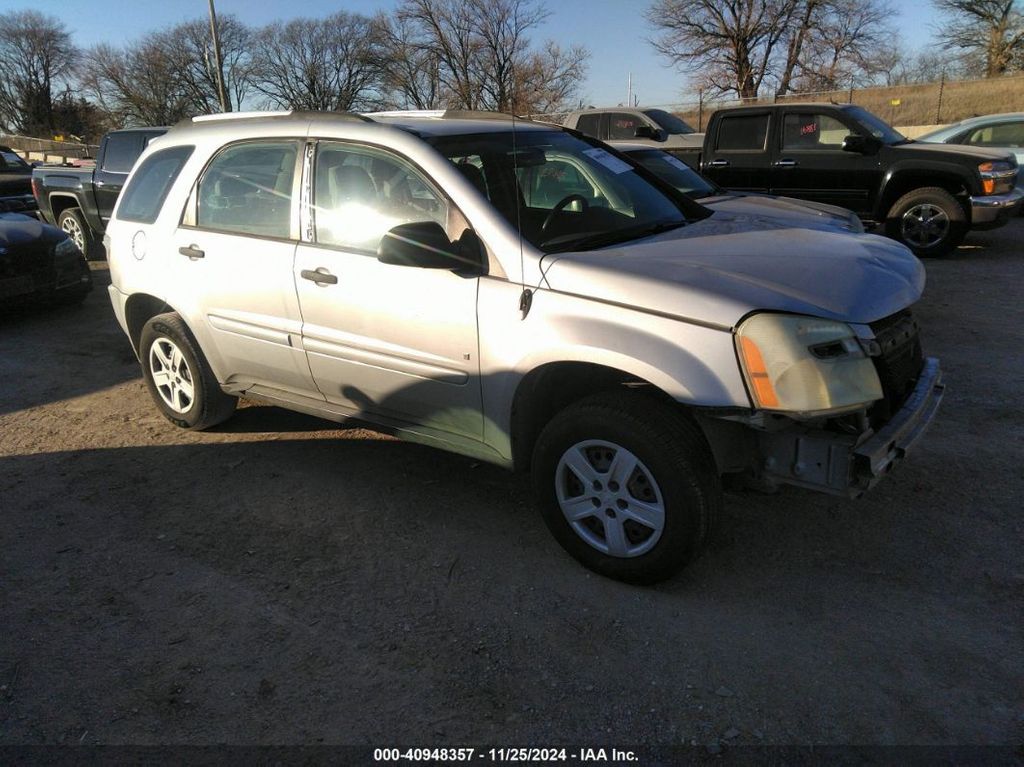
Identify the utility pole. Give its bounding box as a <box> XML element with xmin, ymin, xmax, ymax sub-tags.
<box><xmin>208</xmin><ymin>0</ymin><xmax>230</xmax><ymax>112</ymax></box>
<box><xmin>627</xmin><ymin>73</ymin><xmax>632</xmax><ymax>109</ymax></box>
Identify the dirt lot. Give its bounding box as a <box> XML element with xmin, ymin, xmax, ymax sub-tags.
<box><xmin>1</xmin><ymin>220</ymin><xmax>1022</xmax><ymax>749</ymax></box>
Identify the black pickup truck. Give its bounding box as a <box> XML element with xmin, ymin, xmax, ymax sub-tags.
<box><xmin>686</xmin><ymin>103</ymin><xmax>1022</xmax><ymax>256</ymax></box>
<box><xmin>32</xmin><ymin>127</ymin><xmax>166</xmax><ymax>259</ymax></box>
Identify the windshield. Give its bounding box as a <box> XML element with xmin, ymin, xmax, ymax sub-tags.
<box><xmin>627</xmin><ymin>150</ymin><xmax>716</xmax><ymax>198</ymax></box>
<box><xmin>430</xmin><ymin>130</ymin><xmax>704</xmax><ymax>252</ymax></box>
<box><xmin>846</xmin><ymin>106</ymin><xmax>907</xmax><ymax>144</ymax></box>
<box><xmin>642</xmin><ymin>109</ymin><xmax>695</xmax><ymax>135</ymax></box>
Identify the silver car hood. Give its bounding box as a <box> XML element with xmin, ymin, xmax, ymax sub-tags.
<box><xmin>540</xmin><ymin>219</ymin><xmax>925</xmax><ymax>328</ymax></box>
<box><xmin>701</xmin><ymin>194</ymin><xmax>861</xmax><ymax>232</ymax></box>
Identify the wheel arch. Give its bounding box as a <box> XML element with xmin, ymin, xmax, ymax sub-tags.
<box><xmin>876</xmin><ymin>168</ymin><xmax>971</xmax><ymax>221</ymax></box>
<box><xmin>49</xmin><ymin>194</ymin><xmax>82</xmax><ymax>222</ymax></box>
<box><xmin>124</xmin><ymin>293</ymin><xmax>177</xmax><ymax>356</ymax></box>
<box><xmin>509</xmin><ymin>361</ymin><xmax>681</xmax><ymax>473</ymax></box>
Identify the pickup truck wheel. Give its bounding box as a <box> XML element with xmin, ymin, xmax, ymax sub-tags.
<box><xmin>57</xmin><ymin>208</ymin><xmax>98</xmax><ymax>261</ymax></box>
<box><xmin>139</xmin><ymin>313</ymin><xmax>236</xmax><ymax>430</ymax></box>
<box><xmin>531</xmin><ymin>391</ymin><xmax>720</xmax><ymax>584</ymax></box>
<box><xmin>885</xmin><ymin>187</ymin><xmax>966</xmax><ymax>257</ymax></box>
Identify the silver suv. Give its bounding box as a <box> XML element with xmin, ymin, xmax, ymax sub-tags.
<box><xmin>106</xmin><ymin>110</ymin><xmax>944</xmax><ymax>583</ymax></box>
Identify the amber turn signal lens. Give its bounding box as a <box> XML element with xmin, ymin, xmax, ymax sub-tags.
<box><xmin>738</xmin><ymin>336</ymin><xmax>780</xmax><ymax>408</ymax></box>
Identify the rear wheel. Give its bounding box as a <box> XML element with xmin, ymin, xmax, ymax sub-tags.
<box><xmin>139</xmin><ymin>313</ymin><xmax>236</xmax><ymax>430</ymax></box>
<box><xmin>531</xmin><ymin>391</ymin><xmax>720</xmax><ymax>584</ymax></box>
<box><xmin>57</xmin><ymin>207</ymin><xmax>100</xmax><ymax>261</ymax></box>
<box><xmin>884</xmin><ymin>187</ymin><xmax>966</xmax><ymax>257</ymax></box>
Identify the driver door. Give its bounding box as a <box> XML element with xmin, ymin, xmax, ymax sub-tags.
<box><xmin>293</xmin><ymin>140</ymin><xmax>483</xmax><ymax>440</ymax></box>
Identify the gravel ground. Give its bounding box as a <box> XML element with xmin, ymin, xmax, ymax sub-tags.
<box><xmin>1</xmin><ymin>220</ymin><xmax>1022</xmax><ymax>748</ymax></box>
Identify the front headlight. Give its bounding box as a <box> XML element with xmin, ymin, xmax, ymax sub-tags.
<box><xmin>978</xmin><ymin>160</ymin><xmax>1017</xmax><ymax>195</ymax></box>
<box><xmin>736</xmin><ymin>313</ymin><xmax>882</xmax><ymax>416</ymax></box>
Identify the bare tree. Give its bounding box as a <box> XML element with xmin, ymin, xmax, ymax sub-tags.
<box><xmin>160</xmin><ymin>16</ymin><xmax>253</xmax><ymax>113</ymax></box>
<box><xmin>392</xmin><ymin>0</ymin><xmax>587</xmax><ymax>113</ymax></box>
<box><xmin>378</xmin><ymin>14</ymin><xmax>444</xmax><ymax>109</ymax></box>
<box><xmin>933</xmin><ymin>0</ymin><xmax>1024</xmax><ymax>76</ymax></box>
<box><xmin>249</xmin><ymin>13</ymin><xmax>385</xmax><ymax>111</ymax></box>
<box><xmin>646</xmin><ymin>0</ymin><xmax>802</xmax><ymax>99</ymax></box>
<box><xmin>794</xmin><ymin>0</ymin><xmax>896</xmax><ymax>91</ymax></box>
<box><xmin>0</xmin><ymin>11</ymin><xmax>77</xmax><ymax>135</ymax></box>
<box><xmin>80</xmin><ymin>41</ymin><xmax>193</xmax><ymax>126</ymax></box>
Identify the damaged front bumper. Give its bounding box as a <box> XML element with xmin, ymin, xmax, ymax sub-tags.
<box><xmin>744</xmin><ymin>357</ymin><xmax>944</xmax><ymax>498</ymax></box>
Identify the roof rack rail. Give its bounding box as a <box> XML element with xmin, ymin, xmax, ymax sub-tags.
<box><xmin>173</xmin><ymin>110</ymin><xmax>374</xmax><ymax>128</ymax></box>
<box><xmin>363</xmin><ymin>109</ymin><xmax>534</xmax><ymax>122</ymax></box>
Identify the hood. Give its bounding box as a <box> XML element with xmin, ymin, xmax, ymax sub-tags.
<box><xmin>540</xmin><ymin>217</ymin><xmax>924</xmax><ymax>328</ymax></box>
<box><xmin>0</xmin><ymin>212</ymin><xmax>65</xmax><ymax>249</ymax></box>
<box><xmin>701</xmin><ymin>193</ymin><xmax>861</xmax><ymax>233</ymax></box>
<box><xmin>892</xmin><ymin>140</ymin><xmax>1016</xmax><ymax>164</ymax></box>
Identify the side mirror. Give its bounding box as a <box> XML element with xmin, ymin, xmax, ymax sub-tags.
<box><xmin>634</xmin><ymin>125</ymin><xmax>662</xmax><ymax>141</ymax></box>
<box><xmin>378</xmin><ymin>221</ymin><xmax>466</xmax><ymax>270</ymax></box>
<box><xmin>842</xmin><ymin>134</ymin><xmax>877</xmax><ymax>154</ymax></box>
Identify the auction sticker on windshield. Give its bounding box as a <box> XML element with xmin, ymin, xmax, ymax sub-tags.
<box><xmin>582</xmin><ymin>148</ymin><xmax>632</xmax><ymax>174</ymax></box>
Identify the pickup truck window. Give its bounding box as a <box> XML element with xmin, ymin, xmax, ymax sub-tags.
<box><xmin>781</xmin><ymin>113</ymin><xmax>849</xmax><ymax>150</ymax></box>
<box><xmin>643</xmin><ymin>109</ymin><xmax>695</xmax><ymax>135</ymax></box>
<box><xmin>196</xmin><ymin>140</ymin><xmax>299</xmax><ymax>239</ymax></box>
<box><xmin>313</xmin><ymin>142</ymin><xmax>447</xmax><ymax>254</ymax></box>
<box><xmin>607</xmin><ymin>113</ymin><xmax>643</xmax><ymax>140</ymax></box>
<box><xmin>102</xmin><ymin>134</ymin><xmax>143</xmax><ymax>174</ymax></box>
<box><xmin>575</xmin><ymin>114</ymin><xmax>601</xmax><ymax>138</ymax></box>
<box><xmin>1</xmin><ymin>150</ymin><xmax>29</xmax><ymax>169</ymax></box>
<box><xmin>117</xmin><ymin>145</ymin><xmax>194</xmax><ymax>224</ymax></box>
<box><xmin>845</xmin><ymin>106</ymin><xmax>906</xmax><ymax>144</ymax></box>
<box><xmin>716</xmin><ymin>114</ymin><xmax>769</xmax><ymax>151</ymax></box>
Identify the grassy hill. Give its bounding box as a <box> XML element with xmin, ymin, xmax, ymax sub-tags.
<box><xmin>679</xmin><ymin>72</ymin><xmax>1024</xmax><ymax>132</ymax></box>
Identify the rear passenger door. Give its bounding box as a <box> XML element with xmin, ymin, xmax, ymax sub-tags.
<box><xmin>170</xmin><ymin>138</ymin><xmax>321</xmax><ymax>399</ymax></box>
<box><xmin>702</xmin><ymin>110</ymin><xmax>772</xmax><ymax>192</ymax></box>
<box><xmin>293</xmin><ymin>140</ymin><xmax>483</xmax><ymax>440</ymax></box>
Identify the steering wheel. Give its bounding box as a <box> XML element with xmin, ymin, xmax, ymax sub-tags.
<box><xmin>541</xmin><ymin>194</ymin><xmax>589</xmax><ymax>234</ymax></box>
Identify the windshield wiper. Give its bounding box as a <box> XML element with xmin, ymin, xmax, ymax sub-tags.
<box><xmin>544</xmin><ymin>219</ymin><xmax>686</xmax><ymax>253</ymax></box>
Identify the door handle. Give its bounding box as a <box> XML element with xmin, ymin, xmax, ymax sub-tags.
<box><xmin>301</xmin><ymin>268</ymin><xmax>338</xmax><ymax>286</ymax></box>
<box><xmin>178</xmin><ymin>245</ymin><xmax>205</xmax><ymax>259</ymax></box>
<box><xmin>773</xmin><ymin>159</ymin><xmax>798</xmax><ymax>167</ymax></box>
<box><xmin>707</xmin><ymin>159</ymin><xmax>730</xmax><ymax>167</ymax></box>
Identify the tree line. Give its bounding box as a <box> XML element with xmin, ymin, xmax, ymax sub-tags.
<box><xmin>0</xmin><ymin>0</ymin><xmax>588</xmax><ymax>141</ymax></box>
<box><xmin>648</xmin><ymin>0</ymin><xmax>1023</xmax><ymax>100</ymax></box>
<box><xmin>1</xmin><ymin>0</ymin><xmax>1021</xmax><ymax>141</ymax></box>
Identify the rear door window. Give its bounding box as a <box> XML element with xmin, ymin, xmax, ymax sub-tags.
<box><xmin>195</xmin><ymin>140</ymin><xmax>300</xmax><ymax>239</ymax></box>
<box><xmin>116</xmin><ymin>145</ymin><xmax>194</xmax><ymax>224</ymax></box>
<box><xmin>715</xmin><ymin>114</ymin><xmax>770</xmax><ymax>151</ymax></box>
<box><xmin>574</xmin><ymin>114</ymin><xmax>602</xmax><ymax>139</ymax></box>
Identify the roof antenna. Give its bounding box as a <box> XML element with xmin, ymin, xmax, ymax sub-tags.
<box><xmin>511</xmin><ymin>86</ymin><xmax>532</xmax><ymax>319</ymax></box>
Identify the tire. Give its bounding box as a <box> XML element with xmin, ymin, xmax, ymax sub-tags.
<box><xmin>531</xmin><ymin>391</ymin><xmax>721</xmax><ymax>584</ymax></box>
<box><xmin>884</xmin><ymin>187</ymin><xmax>966</xmax><ymax>257</ymax></box>
<box><xmin>57</xmin><ymin>207</ymin><xmax>100</xmax><ymax>261</ymax></box>
<box><xmin>139</xmin><ymin>312</ymin><xmax>236</xmax><ymax>430</ymax></box>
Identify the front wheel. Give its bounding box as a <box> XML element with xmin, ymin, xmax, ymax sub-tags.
<box><xmin>884</xmin><ymin>187</ymin><xmax>966</xmax><ymax>257</ymax></box>
<box><xmin>531</xmin><ymin>391</ymin><xmax>721</xmax><ymax>584</ymax></box>
<box><xmin>139</xmin><ymin>313</ymin><xmax>236</xmax><ymax>430</ymax></box>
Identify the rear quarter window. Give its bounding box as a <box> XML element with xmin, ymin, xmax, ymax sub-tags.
<box><xmin>116</xmin><ymin>146</ymin><xmax>194</xmax><ymax>224</ymax></box>
<box><xmin>101</xmin><ymin>133</ymin><xmax>144</xmax><ymax>173</ymax></box>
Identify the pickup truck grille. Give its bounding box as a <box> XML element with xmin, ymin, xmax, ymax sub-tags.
<box><xmin>868</xmin><ymin>309</ymin><xmax>924</xmax><ymax>425</ymax></box>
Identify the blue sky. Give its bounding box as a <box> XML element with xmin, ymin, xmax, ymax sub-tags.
<box><xmin>14</xmin><ymin>0</ymin><xmax>937</xmax><ymax>108</ymax></box>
